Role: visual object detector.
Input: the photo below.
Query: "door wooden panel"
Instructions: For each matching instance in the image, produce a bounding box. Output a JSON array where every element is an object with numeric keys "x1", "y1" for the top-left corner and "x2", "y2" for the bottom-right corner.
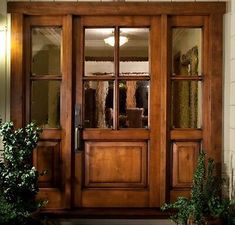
[
  {"x1": 33, "y1": 140, "x2": 61, "y2": 188},
  {"x1": 172, "y1": 142, "x2": 199, "y2": 188},
  {"x1": 82, "y1": 189, "x2": 149, "y2": 207},
  {"x1": 85, "y1": 142, "x2": 147, "y2": 188}
]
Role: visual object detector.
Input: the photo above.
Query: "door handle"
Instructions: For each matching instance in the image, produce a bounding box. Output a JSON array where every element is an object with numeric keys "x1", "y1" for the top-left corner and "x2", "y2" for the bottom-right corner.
[
  {"x1": 75, "y1": 104, "x2": 83, "y2": 152},
  {"x1": 75, "y1": 125, "x2": 83, "y2": 151}
]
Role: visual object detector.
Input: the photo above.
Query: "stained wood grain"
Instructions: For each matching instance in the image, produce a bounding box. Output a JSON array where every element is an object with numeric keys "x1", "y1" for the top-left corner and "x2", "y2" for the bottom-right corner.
[{"x1": 8, "y1": 2, "x2": 226, "y2": 16}]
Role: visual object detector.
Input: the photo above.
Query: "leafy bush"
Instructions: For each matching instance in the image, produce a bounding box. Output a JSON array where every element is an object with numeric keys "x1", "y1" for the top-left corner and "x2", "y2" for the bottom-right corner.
[
  {"x1": 0, "y1": 122, "x2": 45, "y2": 225},
  {"x1": 161, "y1": 151, "x2": 235, "y2": 225}
]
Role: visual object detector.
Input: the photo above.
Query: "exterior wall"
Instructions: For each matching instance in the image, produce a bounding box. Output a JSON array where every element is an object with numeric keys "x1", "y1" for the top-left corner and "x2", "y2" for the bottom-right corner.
[
  {"x1": 0, "y1": 0, "x2": 10, "y2": 159},
  {"x1": 227, "y1": 0, "x2": 235, "y2": 198},
  {"x1": 0, "y1": 0, "x2": 232, "y2": 198}
]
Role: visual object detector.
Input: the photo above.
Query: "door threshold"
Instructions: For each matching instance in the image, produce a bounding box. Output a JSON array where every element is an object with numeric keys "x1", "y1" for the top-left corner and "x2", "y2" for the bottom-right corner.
[
  {"x1": 46, "y1": 219, "x2": 174, "y2": 225},
  {"x1": 41, "y1": 208, "x2": 171, "y2": 219}
]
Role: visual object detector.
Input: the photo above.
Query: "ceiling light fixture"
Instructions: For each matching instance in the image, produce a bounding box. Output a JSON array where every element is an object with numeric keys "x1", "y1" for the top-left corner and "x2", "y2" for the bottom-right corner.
[{"x1": 104, "y1": 36, "x2": 128, "y2": 47}]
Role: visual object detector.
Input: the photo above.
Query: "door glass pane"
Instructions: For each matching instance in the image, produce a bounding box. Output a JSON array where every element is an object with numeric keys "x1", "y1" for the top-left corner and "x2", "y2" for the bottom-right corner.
[
  {"x1": 171, "y1": 81, "x2": 202, "y2": 129},
  {"x1": 31, "y1": 27, "x2": 61, "y2": 76},
  {"x1": 119, "y1": 80, "x2": 149, "y2": 128},
  {"x1": 172, "y1": 28, "x2": 202, "y2": 76},
  {"x1": 84, "y1": 81, "x2": 114, "y2": 128},
  {"x1": 85, "y1": 28, "x2": 115, "y2": 76},
  {"x1": 119, "y1": 28, "x2": 149, "y2": 76},
  {"x1": 31, "y1": 80, "x2": 61, "y2": 128}
]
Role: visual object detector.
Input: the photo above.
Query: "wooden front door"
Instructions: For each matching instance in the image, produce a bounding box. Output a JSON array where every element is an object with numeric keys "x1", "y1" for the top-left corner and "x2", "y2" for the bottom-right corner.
[
  {"x1": 73, "y1": 16, "x2": 163, "y2": 207},
  {"x1": 8, "y1": 1, "x2": 225, "y2": 211}
]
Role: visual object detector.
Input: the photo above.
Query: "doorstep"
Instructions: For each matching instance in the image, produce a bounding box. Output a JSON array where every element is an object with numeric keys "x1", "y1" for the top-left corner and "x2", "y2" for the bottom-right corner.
[{"x1": 42, "y1": 219, "x2": 174, "y2": 225}]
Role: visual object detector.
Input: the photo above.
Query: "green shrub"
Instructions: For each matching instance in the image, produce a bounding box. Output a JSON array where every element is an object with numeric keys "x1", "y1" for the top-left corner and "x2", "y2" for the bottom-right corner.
[
  {"x1": 161, "y1": 151, "x2": 235, "y2": 225},
  {"x1": 0, "y1": 122, "x2": 46, "y2": 225}
]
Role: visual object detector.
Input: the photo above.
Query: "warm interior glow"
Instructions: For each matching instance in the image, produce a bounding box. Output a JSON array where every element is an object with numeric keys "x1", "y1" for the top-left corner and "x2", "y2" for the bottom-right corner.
[{"x1": 104, "y1": 36, "x2": 128, "y2": 47}]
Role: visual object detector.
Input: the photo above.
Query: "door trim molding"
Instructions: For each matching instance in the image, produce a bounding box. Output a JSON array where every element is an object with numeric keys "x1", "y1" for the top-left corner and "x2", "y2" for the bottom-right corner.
[{"x1": 8, "y1": 2, "x2": 226, "y2": 16}]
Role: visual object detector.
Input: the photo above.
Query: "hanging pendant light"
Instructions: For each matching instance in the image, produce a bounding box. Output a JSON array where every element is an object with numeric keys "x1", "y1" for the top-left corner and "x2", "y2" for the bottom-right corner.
[{"x1": 104, "y1": 35, "x2": 128, "y2": 47}]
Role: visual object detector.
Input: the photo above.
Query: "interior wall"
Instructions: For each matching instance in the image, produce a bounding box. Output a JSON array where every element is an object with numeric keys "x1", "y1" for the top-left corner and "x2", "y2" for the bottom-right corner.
[{"x1": 0, "y1": 0, "x2": 232, "y2": 198}]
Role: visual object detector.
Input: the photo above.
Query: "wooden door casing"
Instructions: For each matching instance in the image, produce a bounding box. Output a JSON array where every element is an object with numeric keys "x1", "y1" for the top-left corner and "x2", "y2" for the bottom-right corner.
[{"x1": 8, "y1": 2, "x2": 225, "y2": 211}]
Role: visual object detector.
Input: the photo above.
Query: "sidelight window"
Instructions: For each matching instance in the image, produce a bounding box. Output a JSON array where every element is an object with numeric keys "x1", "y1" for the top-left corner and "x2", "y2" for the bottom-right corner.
[
  {"x1": 30, "y1": 27, "x2": 62, "y2": 128},
  {"x1": 171, "y1": 28, "x2": 202, "y2": 129}
]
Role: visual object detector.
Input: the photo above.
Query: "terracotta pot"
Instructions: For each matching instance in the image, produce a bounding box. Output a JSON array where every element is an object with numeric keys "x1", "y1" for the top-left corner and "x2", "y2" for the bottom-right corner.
[{"x1": 187, "y1": 217, "x2": 223, "y2": 225}]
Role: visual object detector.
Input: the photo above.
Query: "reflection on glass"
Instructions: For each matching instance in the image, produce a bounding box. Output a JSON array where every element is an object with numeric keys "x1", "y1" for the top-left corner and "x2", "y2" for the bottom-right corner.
[
  {"x1": 172, "y1": 28, "x2": 202, "y2": 76},
  {"x1": 119, "y1": 28, "x2": 149, "y2": 76},
  {"x1": 31, "y1": 81, "x2": 61, "y2": 128},
  {"x1": 85, "y1": 28, "x2": 114, "y2": 76},
  {"x1": 32, "y1": 27, "x2": 61, "y2": 76},
  {"x1": 84, "y1": 81, "x2": 114, "y2": 128},
  {"x1": 119, "y1": 80, "x2": 149, "y2": 128},
  {"x1": 171, "y1": 81, "x2": 202, "y2": 129}
]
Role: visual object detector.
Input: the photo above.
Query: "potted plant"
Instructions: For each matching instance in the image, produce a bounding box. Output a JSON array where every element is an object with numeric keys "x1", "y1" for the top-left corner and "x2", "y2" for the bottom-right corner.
[
  {"x1": 0, "y1": 121, "x2": 46, "y2": 225},
  {"x1": 161, "y1": 151, "x2": 235, "y2": 225}
]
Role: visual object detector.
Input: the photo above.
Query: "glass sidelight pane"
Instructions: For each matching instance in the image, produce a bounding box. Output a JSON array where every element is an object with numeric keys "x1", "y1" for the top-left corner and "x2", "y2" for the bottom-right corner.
[
  {"x1": 171, "y1": 81, "x2": 202, "y2": 129},
  {"x1": 119, "y1": 80, "x2": 149, "y2": 128},
  {"x1": 85, "y1": 28, "x2": 115, "y2": 76},
  {"x1": 172, "y1": 28, "x2": 202, "y2": 76},
  {"x1": 31, "y1": 27, "x2": 61, "y2": 76},
  {"x1": 31, "y1": 80, "x2": 61, "y2": 128},
  {"x1": 84, "y1": 81, "x2": 114, "y2": 128},
  {"x1": 119, "y1": 28, "x2": 149, "y2": 76}
]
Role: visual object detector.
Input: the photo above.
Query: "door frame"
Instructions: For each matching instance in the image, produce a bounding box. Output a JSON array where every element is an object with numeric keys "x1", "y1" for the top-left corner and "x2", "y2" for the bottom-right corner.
[{"x1": 8, "y1": 1, "x2": 225, "y2": 213}]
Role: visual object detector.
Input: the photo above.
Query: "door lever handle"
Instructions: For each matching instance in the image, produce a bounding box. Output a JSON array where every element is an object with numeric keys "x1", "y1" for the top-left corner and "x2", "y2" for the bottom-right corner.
[
  {"x1": 75, "y1": 125, "x2": 83, "y2": 152},
  {"x1": 75, "y1": 104, "x2": 83, "y2": 152}
]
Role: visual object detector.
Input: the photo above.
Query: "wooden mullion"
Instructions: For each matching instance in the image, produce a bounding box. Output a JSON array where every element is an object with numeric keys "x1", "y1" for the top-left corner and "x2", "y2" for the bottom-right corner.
[
  {"x1": 28, "y1": 16, "x2": 63, "y2": 26},
  {"x1": 25, "y1": 17, "x2": 31, "y2": 125},
  {"x1": 170, "y1": 129, "x2": 202, "y2": 140},
  {"x1": 30, "y1": 76, "x2": 62, "y2": 81},
  {"x1": 83, "y1": 129, "x2": 150, "y2": 140},
  {"x1": 82, "y1": 16, "x2": 150, "y2": 27},
  {"x1": 171, "y1": 76, "x2": 203, "y2": 81},
  {"x1": 85, "y1": 56, "x2": 148, "y2": 61},
  {"x1": 40, "y1": 129, "x2": 62, "y2": 140},
  {"x1": 202, "y1": 16, "x2": 210, "y2": 157},
  {"x1": 149, "y1": 16, "x2": 161, "y2": 207},
  {"x1": 10, "y1": 13, "x2": 24, "y2": 128},
  {"x1": 159, "y1": 14, "x2": 169, "y2": 206},
  {"x1": 61, "y1": 14, "x2": 72, "y2": 208},
  {"x1": 207, "y1": 14, "x2": 223, "y2": 167},
  {"x1": 114, "y1": 26, "x2": 119, "y2": 130},
  {"x1": 117, "y1": 76, "x2": 150, "y2": 81},
  {"x1": 74, "y1": 17, "x2": 83, "y2": 208},
  {"x1": 170, "y1": 16, "x2": 204, "y2": 27},
  {"x1": 82, "y1": 76, "x2": 114, "y2": 81}
]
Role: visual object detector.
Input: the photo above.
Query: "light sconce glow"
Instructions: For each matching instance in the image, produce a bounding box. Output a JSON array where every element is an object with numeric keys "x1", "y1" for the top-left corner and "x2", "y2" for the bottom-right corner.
[{"x1": 104, "y1": 36, "x2": 128, "y2": 47}]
